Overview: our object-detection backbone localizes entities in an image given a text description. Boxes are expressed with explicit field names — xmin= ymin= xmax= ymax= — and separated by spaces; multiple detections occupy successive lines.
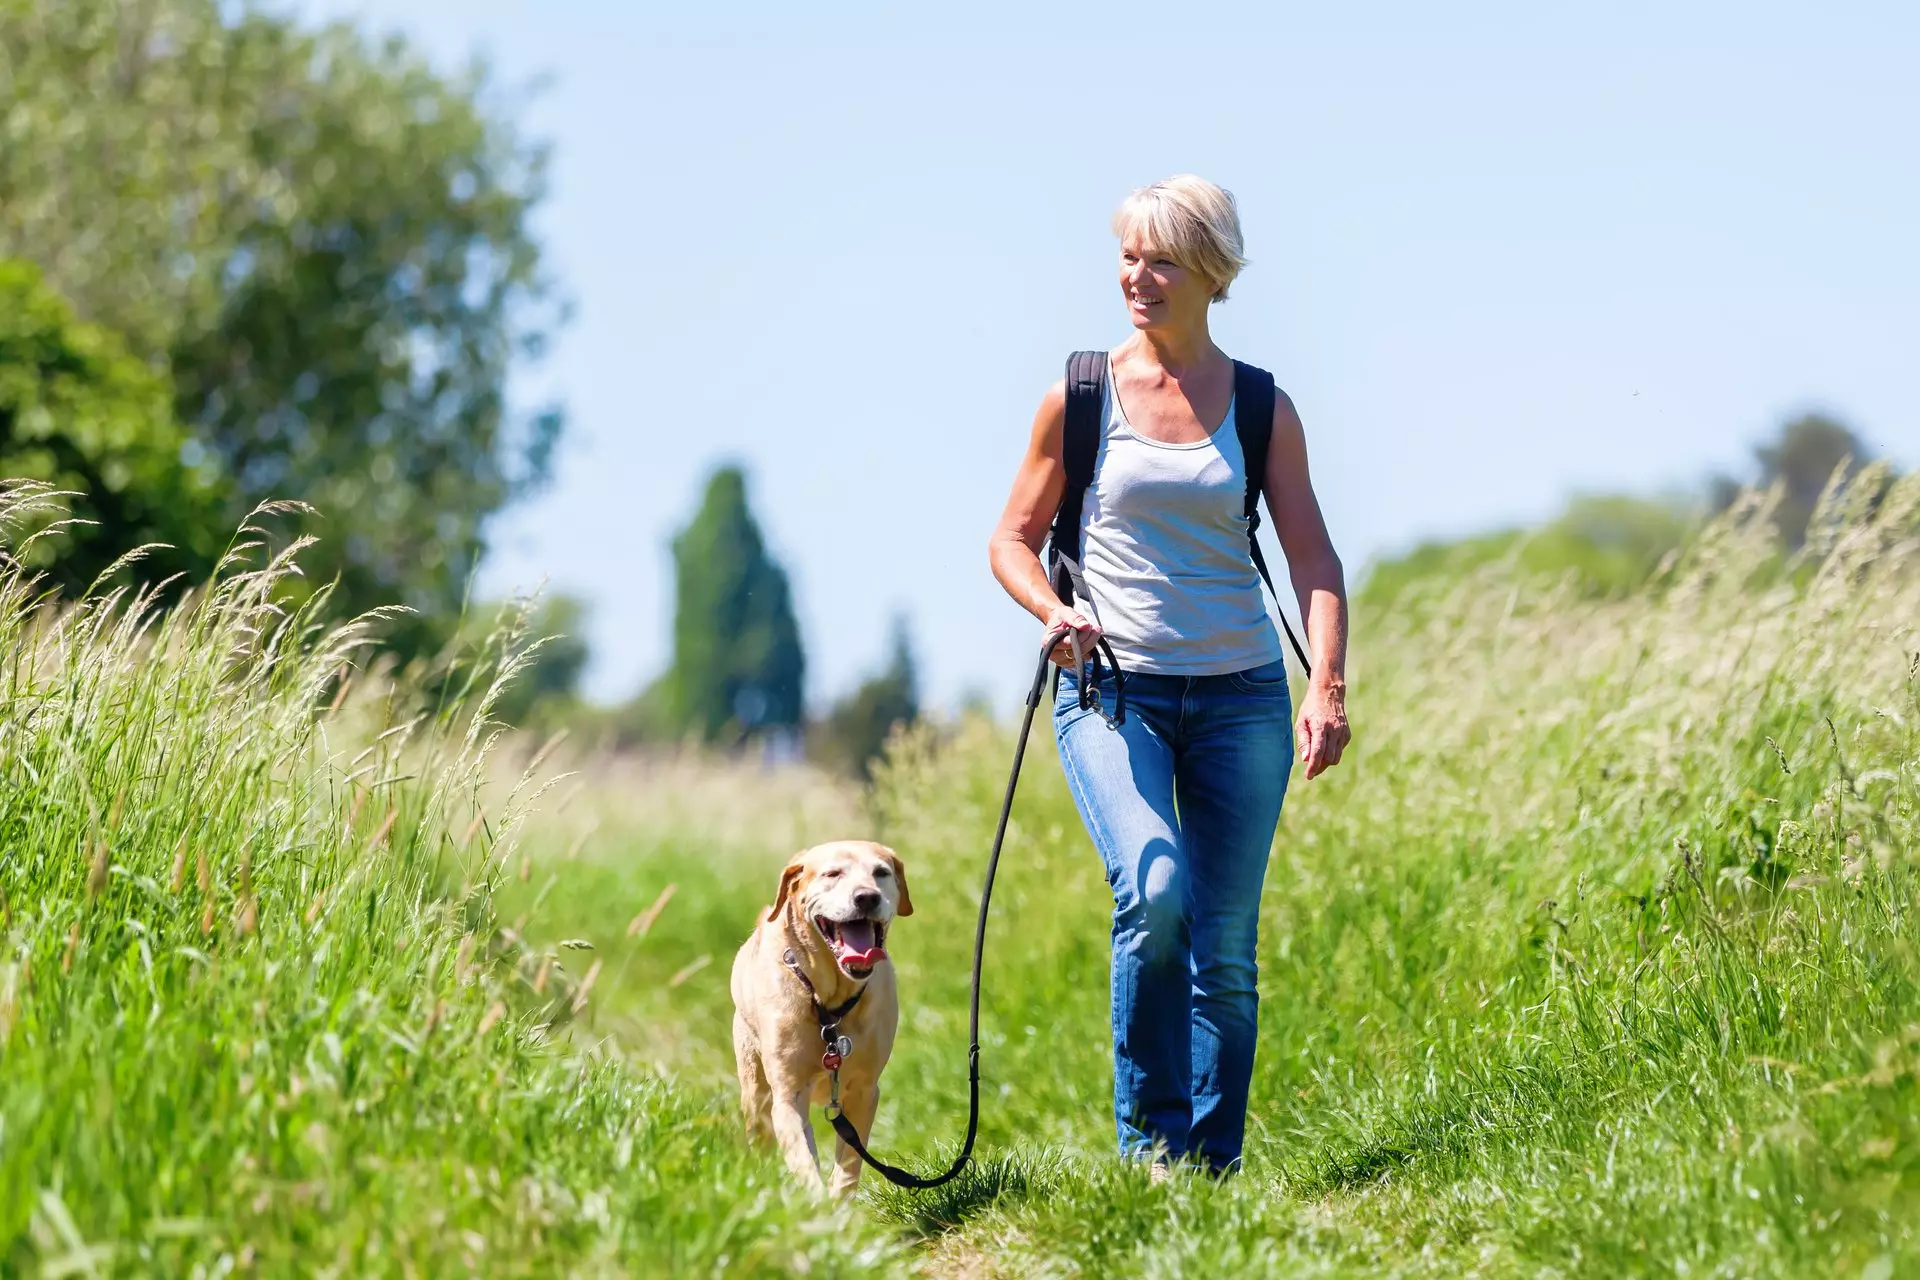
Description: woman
xmin=988 ymin=175 xmax=1351 ymax=1177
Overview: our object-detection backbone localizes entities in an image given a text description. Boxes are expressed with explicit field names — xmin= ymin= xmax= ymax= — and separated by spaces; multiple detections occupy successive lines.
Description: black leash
xmin=818 ymin=627 xmax=1126 ymax=1190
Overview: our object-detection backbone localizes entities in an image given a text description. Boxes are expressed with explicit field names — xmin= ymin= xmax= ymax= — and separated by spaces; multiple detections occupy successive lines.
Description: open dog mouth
xmin=815 ymin=915 xmax=888 ymax=977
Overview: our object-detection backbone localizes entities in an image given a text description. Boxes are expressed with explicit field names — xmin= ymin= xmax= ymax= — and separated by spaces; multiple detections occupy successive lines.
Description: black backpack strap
xmin=1233 ymin=360 xmax=1312 ymax=677
xmin=1048 ymin=350 xmax=1107 ymax=602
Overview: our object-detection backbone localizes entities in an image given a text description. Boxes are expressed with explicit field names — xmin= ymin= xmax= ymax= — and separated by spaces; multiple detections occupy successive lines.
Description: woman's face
xmin=1118 ymin=233 xmax=1213 ymax=332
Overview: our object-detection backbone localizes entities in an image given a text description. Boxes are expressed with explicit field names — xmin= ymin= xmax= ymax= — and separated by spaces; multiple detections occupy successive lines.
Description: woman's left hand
xmin=1295 ymin=680 xmax=1350 ymax=780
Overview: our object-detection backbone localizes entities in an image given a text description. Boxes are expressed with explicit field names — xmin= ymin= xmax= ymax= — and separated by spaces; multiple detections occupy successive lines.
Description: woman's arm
xmin=1262 ymin=391 xmax=1351 ymax=779
xmin=988 ymin=380 xmax=1102 ymax=663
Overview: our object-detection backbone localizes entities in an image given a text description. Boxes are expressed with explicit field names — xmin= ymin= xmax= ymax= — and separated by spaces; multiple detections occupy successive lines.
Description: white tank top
xmin=1071 ymin=360 xmax=1285 ymax=676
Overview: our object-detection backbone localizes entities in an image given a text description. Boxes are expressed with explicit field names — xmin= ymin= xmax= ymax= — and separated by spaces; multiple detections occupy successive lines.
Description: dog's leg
xmin=827 ymin=1080 xmax=879 ymax=1198
xmin=768 ymin=1078 xmax=824 ymax=1190
xmin=733 ymin=1013 xmax=773 ymax=1142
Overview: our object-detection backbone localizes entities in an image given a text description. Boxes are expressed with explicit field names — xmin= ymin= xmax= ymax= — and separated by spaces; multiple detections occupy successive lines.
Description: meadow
xmin=2 ymin=468 xmax=1917 ymax=1277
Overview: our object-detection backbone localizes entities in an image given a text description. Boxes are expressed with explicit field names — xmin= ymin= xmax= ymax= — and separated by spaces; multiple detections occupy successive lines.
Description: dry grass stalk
xmin=86 ymin=841 xmax=109 ymax=899
xmin=168 ymin=835 xmax=188 ymax=893
xmin=368 ymin=806 xmax=399 ymax=849
xmin=626 ymin=883 xmax=678 ymax=939
xmin=570 ymin=959 xmax=602 ymax=1015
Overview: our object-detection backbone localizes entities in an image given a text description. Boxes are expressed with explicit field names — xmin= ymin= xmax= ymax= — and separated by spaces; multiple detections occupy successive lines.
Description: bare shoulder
xmin=1269 ymin=383 xmax=1304 ymax=436
xmin=1027 ymin=377 xmax=1068 ymax=453
xmin=1038 ymin=376 xmax=1067 ymax=419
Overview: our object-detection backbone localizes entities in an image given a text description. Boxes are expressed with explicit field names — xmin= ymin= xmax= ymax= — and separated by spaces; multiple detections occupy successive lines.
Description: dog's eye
xmin=873 ymin=865 xmax=891 ymax=878
xmin=821 ymin=868 xmax=843 ymax=879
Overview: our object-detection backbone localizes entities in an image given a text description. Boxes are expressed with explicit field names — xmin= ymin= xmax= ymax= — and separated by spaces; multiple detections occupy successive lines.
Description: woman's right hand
xmin=1044 ymin=604 xmax=1102 ymax=667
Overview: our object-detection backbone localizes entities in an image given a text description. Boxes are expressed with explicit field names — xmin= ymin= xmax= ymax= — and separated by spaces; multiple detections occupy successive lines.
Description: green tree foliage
xmin=0 ymin=259 xmax=225 ymax=590
xmin=1709 ymin=414 xmax=1871 ymax=548
xmin=648 ymin=466 xmax=805 ymax=747
xmin=0 ymin=0 xmax=563 ymax=657
xmin=811 ymin=618 xmax=919 ymax=780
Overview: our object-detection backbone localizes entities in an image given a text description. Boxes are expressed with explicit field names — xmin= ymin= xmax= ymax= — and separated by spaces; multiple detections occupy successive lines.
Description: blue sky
xmin=303 ymin=0 xmax=1917 ymax=709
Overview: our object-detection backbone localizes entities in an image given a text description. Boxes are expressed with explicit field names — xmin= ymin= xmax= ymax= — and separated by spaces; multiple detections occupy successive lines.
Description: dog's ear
xmin=767 ymin=854 xmax=808 ymax=922
xmin=884 ymin=848 xmax=913 ymax=917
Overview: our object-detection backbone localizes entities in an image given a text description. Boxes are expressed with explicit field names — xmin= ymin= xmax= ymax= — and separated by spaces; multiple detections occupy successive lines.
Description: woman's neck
xmin=1127 ymin=322 xmax=1221 ymax=377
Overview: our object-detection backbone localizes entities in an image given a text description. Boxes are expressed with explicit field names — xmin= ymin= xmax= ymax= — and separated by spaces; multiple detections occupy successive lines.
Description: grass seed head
xmin=369 ymin=806 xmax=399 ymax=849
xmin=86 ymin=842 xmax=109 ymax=899
xmin=200 ymin=899 xmax=216 ymax=939
xmin=571 ymin=959 xmax=603 ymax=1015
xmin=197 ymin=849 xmax=211 ymax=896
xmin=455 ymin=933 xmax=476 ymax=983
xmin=169 ymin=835 xmax=188 ymax=893
xmin=478 ymin=1000 xmax=505 ymax=1036
xmin=626 ymin=883 xmax=678 ymax=939
xmin=62 ymin=922 xmax=79 ymax=973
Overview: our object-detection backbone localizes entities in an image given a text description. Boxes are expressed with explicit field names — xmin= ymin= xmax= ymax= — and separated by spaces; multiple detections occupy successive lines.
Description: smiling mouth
xmin=815 ymin=915 xmax=888 ymax=977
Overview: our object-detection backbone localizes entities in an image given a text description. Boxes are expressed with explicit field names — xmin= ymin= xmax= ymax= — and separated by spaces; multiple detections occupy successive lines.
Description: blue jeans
xmin=1053 ymin=656 xmax=1293 ymax=1172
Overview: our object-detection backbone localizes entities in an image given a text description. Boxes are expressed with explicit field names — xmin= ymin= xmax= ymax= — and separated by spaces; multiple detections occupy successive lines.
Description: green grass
xmin=4 ymin=469 xmax=1919 ymax=1276
xmin=0 ymin=484 xmax=898 ymax=1276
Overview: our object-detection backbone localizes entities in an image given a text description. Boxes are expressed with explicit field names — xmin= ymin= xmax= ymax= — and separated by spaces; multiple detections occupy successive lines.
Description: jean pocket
xmin=1227 ymin=659 xmax=1291 ymax=695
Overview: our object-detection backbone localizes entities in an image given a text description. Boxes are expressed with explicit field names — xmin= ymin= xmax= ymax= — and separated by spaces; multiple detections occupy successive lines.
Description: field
xmin=3 ymin=471 xmax=1918 ymax=1277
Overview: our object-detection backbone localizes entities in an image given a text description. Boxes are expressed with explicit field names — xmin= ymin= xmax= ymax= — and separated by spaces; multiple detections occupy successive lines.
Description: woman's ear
xmin=767 ymin=854 xmax=808 ymax=922
xmin=885 ymin=849 xmax=913 ymax=917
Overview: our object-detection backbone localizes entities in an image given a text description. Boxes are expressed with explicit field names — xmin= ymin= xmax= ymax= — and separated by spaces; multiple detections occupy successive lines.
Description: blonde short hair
xmin=1112 ymin=175 xmax=1248 ymax=302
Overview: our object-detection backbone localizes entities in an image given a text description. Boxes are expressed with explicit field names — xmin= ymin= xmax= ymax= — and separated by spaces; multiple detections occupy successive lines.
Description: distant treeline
xmin=1359 ymin=414 xmax=1898 ymax=611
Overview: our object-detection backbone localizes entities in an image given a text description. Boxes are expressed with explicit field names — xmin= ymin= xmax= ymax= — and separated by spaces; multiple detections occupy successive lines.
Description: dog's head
xmin=768 ymin=840 xmax=913 ymax=980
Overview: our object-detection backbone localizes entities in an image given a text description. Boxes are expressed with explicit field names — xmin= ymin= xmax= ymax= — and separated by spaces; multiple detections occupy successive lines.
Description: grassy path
xmin=509 ymin=469 xmax=1920 ymax=1276
xmin=2 ymin=473 xmax=1918 ymax=1275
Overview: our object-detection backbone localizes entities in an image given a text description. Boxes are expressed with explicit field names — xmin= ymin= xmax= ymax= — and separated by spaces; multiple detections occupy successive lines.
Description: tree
xmin=1752 ymin=415 xmax=1868 ymax=548
xmin=812 ymin=619 xmax=920 ymax=781
xmin=649 ymin=466 xmax=805 ymax=746
xmin=0 ymin=259 xmax=226 ymax=591
xmin=0 ymin=0 xmax=563 ymax=657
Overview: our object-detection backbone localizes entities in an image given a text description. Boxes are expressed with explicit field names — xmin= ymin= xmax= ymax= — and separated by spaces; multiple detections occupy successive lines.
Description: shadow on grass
xmin=865 ymin=1147 xmax=1069 ymax=1238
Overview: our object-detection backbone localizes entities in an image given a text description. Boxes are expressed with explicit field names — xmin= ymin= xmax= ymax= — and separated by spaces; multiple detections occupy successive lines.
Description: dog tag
xmin=822 ymin=1049 xmax=843 ymax=1071
xmin=833 ymin=1035 xmax=853 ymax=1059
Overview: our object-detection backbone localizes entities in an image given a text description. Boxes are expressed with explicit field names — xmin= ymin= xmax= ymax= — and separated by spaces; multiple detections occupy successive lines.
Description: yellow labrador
xmin=730 ymin=840 xmax=913 ymax=1196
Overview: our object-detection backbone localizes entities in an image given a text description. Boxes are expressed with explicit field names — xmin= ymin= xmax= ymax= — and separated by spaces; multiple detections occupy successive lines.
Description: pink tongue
xmin=835 ymin=919 xmax=885 ymax=967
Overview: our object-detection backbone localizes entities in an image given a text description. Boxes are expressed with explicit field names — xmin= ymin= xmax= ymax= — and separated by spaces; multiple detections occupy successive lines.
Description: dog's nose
xmin=852 ymin=889 xmax=881 ymax=914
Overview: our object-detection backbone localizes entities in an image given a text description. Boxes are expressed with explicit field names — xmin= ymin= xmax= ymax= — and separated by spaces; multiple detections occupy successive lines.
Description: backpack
xmin=1046 ymin=349 xmax=1312 ymax=675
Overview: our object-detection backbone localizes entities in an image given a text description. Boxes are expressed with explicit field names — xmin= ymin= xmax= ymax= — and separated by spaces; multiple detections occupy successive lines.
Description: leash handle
xmin=1033 ymin=625 xmax=1127 ymax=725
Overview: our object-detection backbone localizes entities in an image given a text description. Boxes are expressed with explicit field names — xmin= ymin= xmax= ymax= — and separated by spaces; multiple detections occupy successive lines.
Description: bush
xmin=0 ymin=259 xmax=225 ymax=591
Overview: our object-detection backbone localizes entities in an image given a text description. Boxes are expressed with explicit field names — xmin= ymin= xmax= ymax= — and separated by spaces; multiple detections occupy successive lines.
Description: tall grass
xmin=0 ymin=482 xmax=900 ymax=1276
xmin=513 ymin=468 xmax=1920 ymax=1277
xmin=3 ymin=466 xmax=1915 ymax=1276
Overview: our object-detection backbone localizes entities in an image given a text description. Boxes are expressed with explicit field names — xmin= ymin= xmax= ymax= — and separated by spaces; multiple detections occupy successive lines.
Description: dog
xmin=730 ymin=839 xmax=912 ymax=1196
